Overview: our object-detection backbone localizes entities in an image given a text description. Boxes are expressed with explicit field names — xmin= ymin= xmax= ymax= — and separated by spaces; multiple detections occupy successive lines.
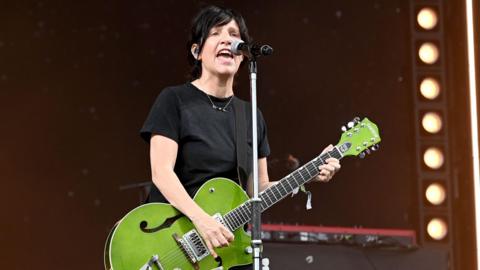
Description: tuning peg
xmin=365 ymin=148 xmax=371 ymax=155
xmin=347 ymin=121 xmax=355 ymax=129
xmin=370 ymin=144 xmax=380 ymax=151
xmin=353 ymin=117 xmax=361 ymax=123
xmin=341 ymin=125 xmax=347 ymax=132
xmin=359 ymin=152 xmax=366 ymax=159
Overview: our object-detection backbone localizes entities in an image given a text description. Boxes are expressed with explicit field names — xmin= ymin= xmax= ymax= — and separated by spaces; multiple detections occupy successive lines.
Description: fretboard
xmin=222 ymin=146 xmax=344 ymax=231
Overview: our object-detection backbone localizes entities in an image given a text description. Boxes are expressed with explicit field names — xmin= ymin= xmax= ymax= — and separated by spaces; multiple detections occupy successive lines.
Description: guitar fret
xmin=243 ymin=203 xmax=252 ymax=216
xmin=278 ymin=182 xmax=289 ymax=195
xmin=263 ymin=191 xmax=273 ymax=207
xmin=262 ymin=190 xmax=271 ymax=207
xmin=294 ymin=170 xmax=307 ymax=185
xmin=223 ymin=216 xmax=234 ymax=231
xmin=270 ymin=191 xmax=280 ymax=205
xmin=225 ymin=213 xmax=236 ymax=228
xmin=242 ymin=204 xmax=251 ymax=220
xmin=285 ymin=176 xmax=295 ymax=190
xmin=235 ymin=211 xmax=246 ymax=225
xmin=225 ymin=215 xmax=237 ymax=229
xmin=236 ymin=207 xmax=248 ymax=222
xmin=333 ymin=147 xmax=342 ymax=159
xmin=292 ymin=171 xmax=303 ymax=185
xmin=316 ymin=156 xmax=325 ymax=166
xmin=301 ymin=167 xmax=311 ymax=179
xmin=273 ymin=184 xmax=284 ymax=198
xmin=267 ymin=188 xmax=279 ymax=202
xmin=306 ymin=163 xmax=318 ymax=175
xmin=302 ymin=167 xmax=312 ymax=178
xmin=230 ymin=212 xmax=242 ymax=227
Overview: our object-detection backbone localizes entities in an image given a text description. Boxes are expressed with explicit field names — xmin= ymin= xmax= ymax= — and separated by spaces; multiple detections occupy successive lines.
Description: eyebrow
xmin=211 ymin=24 xmax=239 ymax=32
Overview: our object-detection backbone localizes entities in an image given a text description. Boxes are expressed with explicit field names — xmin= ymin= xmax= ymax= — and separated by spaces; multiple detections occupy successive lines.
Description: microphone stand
xmin=248 ymin=56 xmax=263 ymax=270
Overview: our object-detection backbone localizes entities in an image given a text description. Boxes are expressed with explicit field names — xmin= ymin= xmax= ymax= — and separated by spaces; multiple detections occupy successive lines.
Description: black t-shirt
xmin=140 ymin=82 xmax=270 ymax=202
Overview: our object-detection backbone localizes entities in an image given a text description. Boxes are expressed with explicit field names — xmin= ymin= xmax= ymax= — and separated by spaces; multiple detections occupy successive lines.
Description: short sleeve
xmin=140 ymin=88 xmax=180 ymax=143
xmin=257 ymin=109 xmax=270 ymax=158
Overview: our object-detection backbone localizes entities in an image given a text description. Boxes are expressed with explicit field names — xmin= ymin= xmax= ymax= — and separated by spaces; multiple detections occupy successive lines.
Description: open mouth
xmin=216 ymin=49 xmax=234 ymax=59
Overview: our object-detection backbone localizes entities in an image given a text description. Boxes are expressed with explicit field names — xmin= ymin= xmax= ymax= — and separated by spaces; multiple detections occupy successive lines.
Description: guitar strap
xmin=233 ymin=98 xmax=251 ymax=190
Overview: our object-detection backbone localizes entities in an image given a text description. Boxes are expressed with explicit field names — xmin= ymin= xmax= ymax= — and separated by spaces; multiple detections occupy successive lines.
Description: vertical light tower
xmin=409 ymin=0 xmax=454 ymax=265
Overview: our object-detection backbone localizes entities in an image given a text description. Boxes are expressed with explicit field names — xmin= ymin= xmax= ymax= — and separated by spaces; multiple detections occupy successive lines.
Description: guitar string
xmin=159 ymin=248 xmax=193 ymax=268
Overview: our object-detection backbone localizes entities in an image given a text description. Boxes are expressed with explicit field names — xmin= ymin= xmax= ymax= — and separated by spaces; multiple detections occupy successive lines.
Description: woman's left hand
xmin=314 ymin=144 xmax=341 ymax=183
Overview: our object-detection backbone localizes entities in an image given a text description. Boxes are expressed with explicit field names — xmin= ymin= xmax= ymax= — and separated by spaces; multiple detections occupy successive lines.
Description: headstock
xmin=336 ymin=117 xmax=381 ymax=158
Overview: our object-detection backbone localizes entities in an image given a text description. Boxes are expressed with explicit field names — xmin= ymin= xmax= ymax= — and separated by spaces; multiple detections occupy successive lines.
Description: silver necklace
xmin=205 ymin=94 xmax=234 ymax=112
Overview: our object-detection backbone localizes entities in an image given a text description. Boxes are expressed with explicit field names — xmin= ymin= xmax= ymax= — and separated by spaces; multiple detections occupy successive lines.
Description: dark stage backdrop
xmin=0 ymin=1 xmax=415 ymax=269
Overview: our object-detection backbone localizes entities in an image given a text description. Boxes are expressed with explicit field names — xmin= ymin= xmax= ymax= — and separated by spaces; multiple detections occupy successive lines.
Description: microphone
xmin=231 ymin=40 xmax=273 ymax=58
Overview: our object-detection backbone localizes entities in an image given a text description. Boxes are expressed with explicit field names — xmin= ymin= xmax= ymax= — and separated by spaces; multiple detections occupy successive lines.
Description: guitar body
xmin=105 ymin=178 xmax=253 ymax=270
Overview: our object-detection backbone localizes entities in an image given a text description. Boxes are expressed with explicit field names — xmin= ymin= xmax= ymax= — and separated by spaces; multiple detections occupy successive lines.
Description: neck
xmin=192 ymin=73 xmax=234 ymax=98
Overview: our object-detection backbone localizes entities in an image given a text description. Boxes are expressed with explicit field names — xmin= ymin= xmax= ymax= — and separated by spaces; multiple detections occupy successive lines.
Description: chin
xmin=216 ymin=68 xmax=239 ymax=77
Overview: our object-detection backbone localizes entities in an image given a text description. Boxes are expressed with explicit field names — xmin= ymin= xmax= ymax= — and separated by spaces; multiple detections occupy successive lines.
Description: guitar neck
xmin=222 ymin=146 xmax=345 ymax=232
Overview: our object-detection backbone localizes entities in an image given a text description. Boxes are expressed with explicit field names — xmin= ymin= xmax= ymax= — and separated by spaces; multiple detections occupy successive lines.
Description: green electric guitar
xmin=104 ymin=117 xmax=381 ymax=270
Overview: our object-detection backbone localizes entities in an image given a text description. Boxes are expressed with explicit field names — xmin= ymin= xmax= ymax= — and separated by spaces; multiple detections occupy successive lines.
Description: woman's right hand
xmin=191 ymin=212 xmax=234 ymax=258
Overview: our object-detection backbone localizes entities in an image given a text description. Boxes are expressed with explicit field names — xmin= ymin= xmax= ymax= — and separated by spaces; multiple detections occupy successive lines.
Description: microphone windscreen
xmin=231 ymin=40 xmax=244 ymax=55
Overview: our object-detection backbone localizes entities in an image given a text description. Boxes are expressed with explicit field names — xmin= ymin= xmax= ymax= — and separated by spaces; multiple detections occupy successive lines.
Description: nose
xmin=220 ymin=33 xmax=233 ymax=46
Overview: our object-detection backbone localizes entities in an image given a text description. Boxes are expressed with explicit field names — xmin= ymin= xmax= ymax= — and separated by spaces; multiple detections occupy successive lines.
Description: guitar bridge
xmin=172 ymin=213 xmax=228 ymax=265
xmin=173 ymin=229 xmax=210 ymax=265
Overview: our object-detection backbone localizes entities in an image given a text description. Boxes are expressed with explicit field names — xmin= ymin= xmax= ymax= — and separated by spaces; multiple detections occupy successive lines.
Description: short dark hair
xmin=187 ymin=5 xmax=251 ymax=80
